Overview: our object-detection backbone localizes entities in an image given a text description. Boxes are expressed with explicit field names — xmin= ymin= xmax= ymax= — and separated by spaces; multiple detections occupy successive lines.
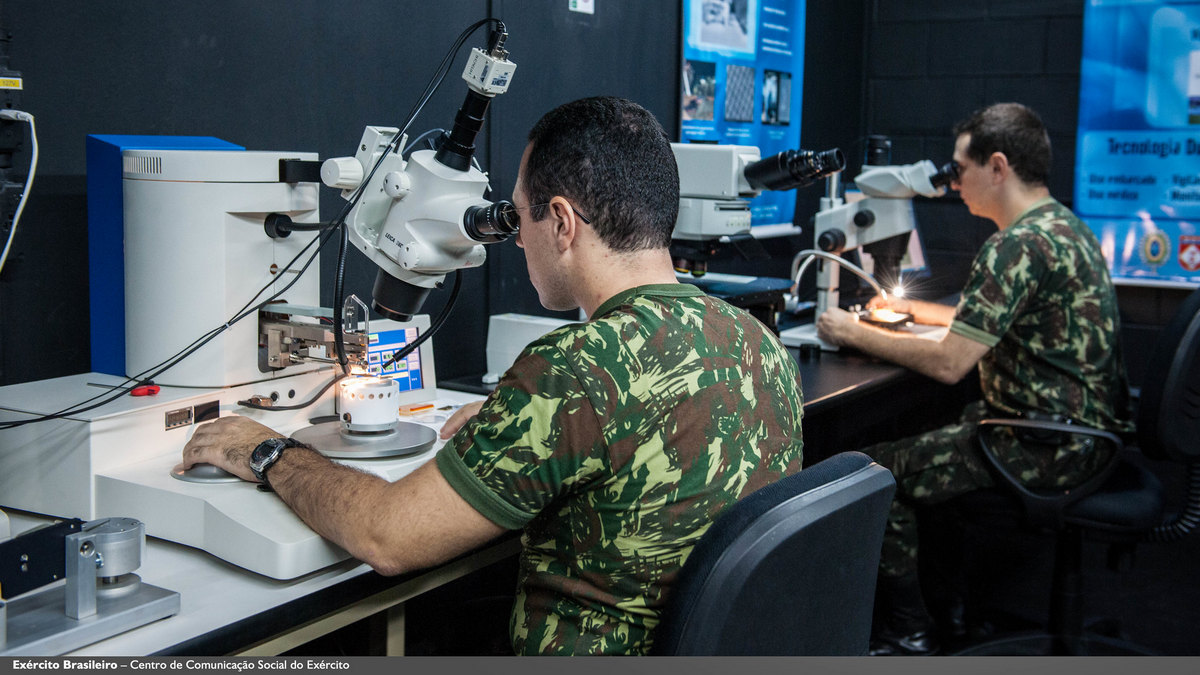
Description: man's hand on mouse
xmin=177 ymin=415 xmax=284 ymax=482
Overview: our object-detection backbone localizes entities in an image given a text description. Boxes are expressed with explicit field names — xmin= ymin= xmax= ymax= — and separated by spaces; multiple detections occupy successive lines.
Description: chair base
xmin=954 ymin=630 xmax=1158 ymax=656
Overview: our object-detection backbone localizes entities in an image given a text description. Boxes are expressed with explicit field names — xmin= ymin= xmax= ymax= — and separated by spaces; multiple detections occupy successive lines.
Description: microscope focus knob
xmin=321 ymin=157 xmax=365 ymax=190
xmin=817 ymin=229 xmax=846 ymax=252
xmin=853 ymin=209 xmax=876 ymax=228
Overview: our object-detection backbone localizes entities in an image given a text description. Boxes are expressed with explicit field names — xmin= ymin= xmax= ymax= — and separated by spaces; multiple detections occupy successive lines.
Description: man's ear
xmin=987 ymin=151 xmax=1010 ymax=183
xmin=547 ymin=197 xmax=578 ymax=253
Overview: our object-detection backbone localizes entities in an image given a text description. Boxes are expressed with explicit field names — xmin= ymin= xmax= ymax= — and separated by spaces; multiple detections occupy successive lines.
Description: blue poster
xmin=681 ymin=0 xmax=806 ymax=227
xmin=1076 ymin=0 xmax=1200 ymax=285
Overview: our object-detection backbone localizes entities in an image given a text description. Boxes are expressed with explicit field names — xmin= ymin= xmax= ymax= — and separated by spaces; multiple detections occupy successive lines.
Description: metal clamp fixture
xmin=0 ymin=517 xmax=180 ymax=656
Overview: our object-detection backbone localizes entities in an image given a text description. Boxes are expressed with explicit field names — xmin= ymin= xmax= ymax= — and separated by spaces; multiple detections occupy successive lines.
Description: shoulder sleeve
xmin=435 ymin=336 xmax=607 ymax=530
xmin=950 ymin=228 xmax=1047 ymax=346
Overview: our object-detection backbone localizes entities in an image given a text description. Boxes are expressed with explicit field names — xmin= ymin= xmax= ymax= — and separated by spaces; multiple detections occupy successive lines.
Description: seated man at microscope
xmin=815 ymin=102 xmax=1133 ymax=655
xmin=180 ymin=96 xmax=805 ymax=655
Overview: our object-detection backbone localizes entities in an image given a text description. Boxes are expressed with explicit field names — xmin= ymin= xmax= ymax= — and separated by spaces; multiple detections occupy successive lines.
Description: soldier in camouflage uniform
xmin=817 ymin=103 xmax=1133 ymax=655
xmin=437 ymin=96 xmax=805 ymax=655
xmin=181 ymin=97 xmax=805 ymax=656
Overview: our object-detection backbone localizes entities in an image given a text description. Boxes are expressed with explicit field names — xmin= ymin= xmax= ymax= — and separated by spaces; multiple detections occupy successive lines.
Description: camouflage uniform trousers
xmin=864 ymin=400 xmax=1115 ymax=578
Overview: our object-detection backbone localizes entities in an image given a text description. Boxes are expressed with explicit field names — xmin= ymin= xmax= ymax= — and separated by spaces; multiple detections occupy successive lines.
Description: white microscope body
xmin=669 ymin=143 xmax=845 ymax=276
xmin=780 ymin=159 xmax=956 ymax=349
xmin=321 ymin=42 xmax=517 ymax=321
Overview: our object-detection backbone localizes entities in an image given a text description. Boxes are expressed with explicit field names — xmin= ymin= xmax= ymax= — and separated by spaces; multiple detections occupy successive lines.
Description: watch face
xmin=251 ymin=437 xmax=287 ymax=479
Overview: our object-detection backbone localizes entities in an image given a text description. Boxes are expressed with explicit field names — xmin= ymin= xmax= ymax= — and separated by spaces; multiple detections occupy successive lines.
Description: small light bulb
xmin=892 ymin=286 xmax=906 ymax=298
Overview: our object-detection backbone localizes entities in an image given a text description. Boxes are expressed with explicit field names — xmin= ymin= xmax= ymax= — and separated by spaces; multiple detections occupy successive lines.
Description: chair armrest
xmin=976 ymin=418 xmax=1125 ymax=529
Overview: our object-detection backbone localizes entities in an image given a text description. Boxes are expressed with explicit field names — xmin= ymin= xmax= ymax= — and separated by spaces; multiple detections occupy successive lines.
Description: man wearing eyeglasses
xmin=181 ymin=96 xmax=805 ymax=655
xmin=816 ymin=102 xmax=1133 ymax=655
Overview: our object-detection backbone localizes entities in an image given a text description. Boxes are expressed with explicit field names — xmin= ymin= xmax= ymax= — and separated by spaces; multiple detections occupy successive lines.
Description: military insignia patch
xmin=1180 ymin=235 xmax=1200 ymax=272
xmin=1140 ymin=230 xmax=1170 ymax=267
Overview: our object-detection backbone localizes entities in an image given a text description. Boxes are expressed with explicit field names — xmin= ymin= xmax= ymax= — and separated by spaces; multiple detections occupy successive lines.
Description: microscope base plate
xmin=292 ymin=420 xmax=437 ymax=459
xmin=778 ymin=323 xmax=840 ymax=351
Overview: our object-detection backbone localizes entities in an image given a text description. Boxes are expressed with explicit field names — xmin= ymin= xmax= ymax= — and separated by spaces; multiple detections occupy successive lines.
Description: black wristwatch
xmin=249 ymin=437 xmax=301 ymax=485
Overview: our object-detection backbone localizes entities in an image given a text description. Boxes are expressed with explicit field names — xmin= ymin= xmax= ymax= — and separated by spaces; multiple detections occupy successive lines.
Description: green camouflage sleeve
xmin=435 ymin=335 xmax=608 ymax=530
xmin=950 ymin=230 xmax=1046 ymax=347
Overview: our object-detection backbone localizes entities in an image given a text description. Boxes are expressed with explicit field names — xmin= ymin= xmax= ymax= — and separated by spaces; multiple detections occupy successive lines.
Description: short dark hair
xmin=953 ymin=103 xmax=1051 ymax=187
xmin=523 ymin=96 xmax=679 ymax=252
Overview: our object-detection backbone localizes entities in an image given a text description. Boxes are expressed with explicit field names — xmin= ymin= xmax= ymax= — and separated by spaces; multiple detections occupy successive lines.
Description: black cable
xmin=332 ymin=218 xmax=351 ymax=373
xmin=237 ymin=371 xmax=347 ymax=412
xmin=0 ymin=224 xmax=342 ymax=431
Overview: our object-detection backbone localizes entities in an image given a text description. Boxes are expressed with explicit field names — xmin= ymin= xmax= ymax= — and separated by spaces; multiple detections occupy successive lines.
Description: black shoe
xmin=869 ymin=627 xmax=940 ymax=656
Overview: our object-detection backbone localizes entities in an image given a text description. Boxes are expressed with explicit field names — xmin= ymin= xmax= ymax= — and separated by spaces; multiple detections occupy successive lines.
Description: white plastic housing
xmin=330 ymin=127 xmax=495 ymax=293
xmin=672 ymin=143 xmax=762 ymax=199
xmin=462 ymin=47 xmax=516 ymax=95
xmin=855 ymin=160 xmax=947 ymax=199
xmin=338 ymin=377 xmax=400 ymax=432
xmin=122 ymin=150 xmax=321 ymax=387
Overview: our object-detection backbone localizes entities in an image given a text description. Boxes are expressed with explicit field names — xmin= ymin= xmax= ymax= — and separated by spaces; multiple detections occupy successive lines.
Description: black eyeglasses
xmin=513 ymin=201 xmax=592 ymax=224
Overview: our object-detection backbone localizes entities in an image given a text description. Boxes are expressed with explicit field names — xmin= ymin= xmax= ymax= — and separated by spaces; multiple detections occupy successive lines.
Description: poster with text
xmin=1076 ymin=0 xmax=1200 ymax=285
xmin=681 ymin=0 xmax=806 ymax=227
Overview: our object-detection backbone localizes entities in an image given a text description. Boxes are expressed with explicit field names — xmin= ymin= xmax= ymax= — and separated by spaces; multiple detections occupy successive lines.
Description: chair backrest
xmin=650 ymin=451 xmax=896 ymax=656
xmin=1137 ymin=287 xmax=1200 ymax=465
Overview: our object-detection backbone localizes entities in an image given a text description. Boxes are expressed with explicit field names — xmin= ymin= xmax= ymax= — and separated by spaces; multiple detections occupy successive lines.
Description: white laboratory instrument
xmin=780 ymin=159 xmax=958 ymax=349
xmin=670 ymin=143 xmax=844 ymax=276
xmin=483 ymin=313 xmax=574 ymax=384
xmin=321 ymin=32 xmax=517 ymax=321
xmin=0 ymin=315 xmax=438 ymax=580
xmin=123 ymin=149 xmax=328 ymax=388
xmin=0 ymin=23 xmax=515 ymax=581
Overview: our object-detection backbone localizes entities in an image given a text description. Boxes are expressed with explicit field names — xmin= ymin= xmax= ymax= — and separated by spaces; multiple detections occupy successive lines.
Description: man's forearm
xmin=906 ymin=299 xmax=955 ymax=326
xmin=843 ymin=321 xmax=981 ymax=385
xmin=265 ymin=446 xmax=394 ymax=563
xmin=844 ymin=323 xmax=951 ymax=381
xmin=257 ymin=445 xmax=506 ymax=576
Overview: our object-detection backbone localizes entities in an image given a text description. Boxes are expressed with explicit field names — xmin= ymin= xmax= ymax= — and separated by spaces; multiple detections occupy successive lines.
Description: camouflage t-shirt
xmin=435 ymin=283 xmax=805 ymax=655
xmin=949 ymin=197 xmax=1133 ymax=433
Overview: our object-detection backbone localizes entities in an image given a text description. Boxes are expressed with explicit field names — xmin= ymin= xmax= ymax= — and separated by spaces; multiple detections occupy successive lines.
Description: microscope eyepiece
xmin=865 ymin=135 xmax=892 ymax=167
xmin=463 ymin=200 xmax=520 ymax=242
xmin=744 ymin=147 xmax=846 ymax=192
xmin=931 ymin=161 xmax=959 ymax=190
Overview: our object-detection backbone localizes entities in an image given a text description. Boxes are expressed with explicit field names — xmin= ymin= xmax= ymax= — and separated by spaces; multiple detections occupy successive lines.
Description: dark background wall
xmin=859 ymin=0 xmax=1187 ymax=387
xmin=0 ymin=0 xmax=682 ymax=385
xmin=0 ymin=0 xmax=1183 ymax=388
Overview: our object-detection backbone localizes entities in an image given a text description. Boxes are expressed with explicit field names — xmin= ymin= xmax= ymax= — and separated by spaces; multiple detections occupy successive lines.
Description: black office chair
xmin=651 ymin=451 xmax=896 ymax=655
xmin=955 ymin=286 xmax=1200 ymax=655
